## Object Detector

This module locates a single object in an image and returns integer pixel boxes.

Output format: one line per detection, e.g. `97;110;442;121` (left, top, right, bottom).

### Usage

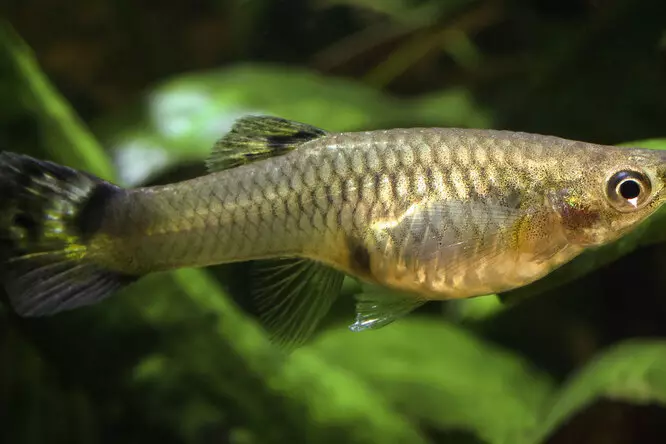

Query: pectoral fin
349;283;425;332
369;198;530;278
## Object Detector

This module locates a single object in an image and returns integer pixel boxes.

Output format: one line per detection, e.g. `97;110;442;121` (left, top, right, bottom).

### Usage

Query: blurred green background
2;0;666;443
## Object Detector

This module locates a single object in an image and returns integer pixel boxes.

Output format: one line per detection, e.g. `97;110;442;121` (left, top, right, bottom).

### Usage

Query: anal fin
251;258;345;349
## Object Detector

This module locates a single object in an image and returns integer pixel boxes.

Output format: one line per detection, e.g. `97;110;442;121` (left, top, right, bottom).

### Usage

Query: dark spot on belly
347;236;372;277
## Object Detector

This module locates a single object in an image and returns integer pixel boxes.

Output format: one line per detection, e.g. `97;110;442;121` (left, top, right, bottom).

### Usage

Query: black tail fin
0;152;136;317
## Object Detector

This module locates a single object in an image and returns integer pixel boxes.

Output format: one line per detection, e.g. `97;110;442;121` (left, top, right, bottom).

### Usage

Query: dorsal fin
206;115;327;172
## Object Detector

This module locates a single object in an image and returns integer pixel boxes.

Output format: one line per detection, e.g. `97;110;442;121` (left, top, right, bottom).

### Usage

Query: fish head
550;147;666;247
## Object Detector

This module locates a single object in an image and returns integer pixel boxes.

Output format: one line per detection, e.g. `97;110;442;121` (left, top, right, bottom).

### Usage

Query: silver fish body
97;127;663;298
2;116;665;344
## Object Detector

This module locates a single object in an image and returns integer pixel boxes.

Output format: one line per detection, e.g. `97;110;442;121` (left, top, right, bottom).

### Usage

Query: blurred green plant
3;14;666;444
92;65;489;186
532;340;666;443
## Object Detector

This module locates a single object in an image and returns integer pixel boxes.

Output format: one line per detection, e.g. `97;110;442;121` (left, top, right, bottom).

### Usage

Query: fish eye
618;179;641;200
606;169;652;211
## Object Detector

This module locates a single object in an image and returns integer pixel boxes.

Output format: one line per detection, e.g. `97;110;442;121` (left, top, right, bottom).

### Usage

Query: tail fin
0;152;136;317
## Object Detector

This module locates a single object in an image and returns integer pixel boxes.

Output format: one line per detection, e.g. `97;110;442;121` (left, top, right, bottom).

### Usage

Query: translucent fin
372;198;527;273
251;258;345;349
3;256;136;316
350;283;425;332
0;152;137;316
206;115;327;172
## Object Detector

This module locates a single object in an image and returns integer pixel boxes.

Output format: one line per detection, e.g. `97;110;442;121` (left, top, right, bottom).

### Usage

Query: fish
1;115;666;347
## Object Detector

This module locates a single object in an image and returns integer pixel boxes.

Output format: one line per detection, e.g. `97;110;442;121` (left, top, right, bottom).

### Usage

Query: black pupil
619;179;641;200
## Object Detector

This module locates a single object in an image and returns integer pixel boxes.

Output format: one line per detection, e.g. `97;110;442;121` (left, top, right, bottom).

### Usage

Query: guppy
1;116;665;346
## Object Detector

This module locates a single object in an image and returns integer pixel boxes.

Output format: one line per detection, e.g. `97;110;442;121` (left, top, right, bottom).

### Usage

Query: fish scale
3;116;666;338
113;133;533;275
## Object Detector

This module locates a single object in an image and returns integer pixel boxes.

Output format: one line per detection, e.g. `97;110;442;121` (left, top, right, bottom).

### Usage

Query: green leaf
0;21;114;179
532;340;666;443
305;318;555;444
411;87;491;129
448;294;505;322
623;138;666;151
